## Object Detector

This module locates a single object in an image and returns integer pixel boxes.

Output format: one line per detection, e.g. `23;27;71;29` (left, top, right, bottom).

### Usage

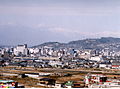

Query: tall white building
14;44;28;56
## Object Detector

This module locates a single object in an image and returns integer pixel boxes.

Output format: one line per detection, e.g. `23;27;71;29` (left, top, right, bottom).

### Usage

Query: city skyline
0;0;120;46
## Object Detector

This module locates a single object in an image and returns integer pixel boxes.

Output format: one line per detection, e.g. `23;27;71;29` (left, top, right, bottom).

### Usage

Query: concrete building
14;44;28;56
112;60;120;69
79;51;91;59
90;56;103;62
99;63;111;69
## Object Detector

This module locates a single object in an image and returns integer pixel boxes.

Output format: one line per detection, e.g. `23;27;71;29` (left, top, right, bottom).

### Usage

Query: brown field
0;66;120;88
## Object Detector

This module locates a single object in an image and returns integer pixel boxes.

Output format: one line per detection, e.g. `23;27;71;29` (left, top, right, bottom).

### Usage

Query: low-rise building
90;56;103;62
99;62;112;69
112;60;120;69
38;78;56;86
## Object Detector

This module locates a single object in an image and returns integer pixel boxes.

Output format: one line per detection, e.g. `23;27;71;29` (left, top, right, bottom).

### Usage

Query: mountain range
32;37;120;50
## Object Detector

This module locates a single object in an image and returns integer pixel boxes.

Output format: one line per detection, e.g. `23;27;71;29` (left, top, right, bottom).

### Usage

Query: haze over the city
0;0;120;46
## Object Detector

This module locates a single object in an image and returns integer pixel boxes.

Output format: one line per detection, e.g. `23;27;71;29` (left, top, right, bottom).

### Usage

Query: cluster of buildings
0;80;24;88
0;44;120;69
85;73;120;88
37;79;85;88
0;44;120;59
1;44;120;88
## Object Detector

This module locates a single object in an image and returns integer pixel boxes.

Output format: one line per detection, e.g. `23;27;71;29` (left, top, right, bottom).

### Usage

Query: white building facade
14;44;28;56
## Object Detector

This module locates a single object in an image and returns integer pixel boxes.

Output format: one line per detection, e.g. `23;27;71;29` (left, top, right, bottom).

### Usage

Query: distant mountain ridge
32;37;120;50
0;45;13;48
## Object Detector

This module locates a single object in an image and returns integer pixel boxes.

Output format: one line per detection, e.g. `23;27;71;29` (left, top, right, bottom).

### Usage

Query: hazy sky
0;0;120;46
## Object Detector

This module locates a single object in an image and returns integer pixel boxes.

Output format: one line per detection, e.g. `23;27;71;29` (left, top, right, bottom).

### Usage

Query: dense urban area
1;37;120;88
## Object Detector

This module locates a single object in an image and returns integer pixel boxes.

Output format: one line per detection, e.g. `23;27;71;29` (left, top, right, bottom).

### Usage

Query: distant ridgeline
0;45;12;48
32;37;120;51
